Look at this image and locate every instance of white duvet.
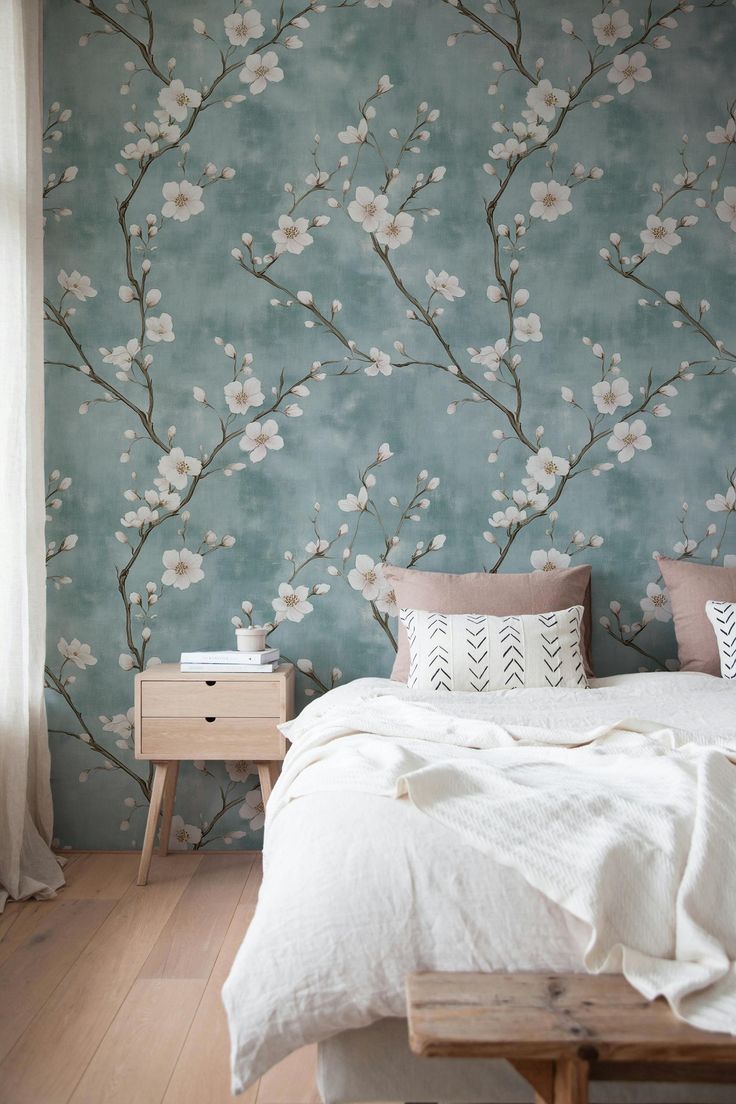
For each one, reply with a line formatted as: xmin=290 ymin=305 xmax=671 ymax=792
xmin=222 ymin=672 xmax=736 ymax=1095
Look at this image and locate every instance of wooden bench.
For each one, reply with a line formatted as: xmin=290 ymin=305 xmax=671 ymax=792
xmin=406 ymin=972 xmax=736 ymax=1104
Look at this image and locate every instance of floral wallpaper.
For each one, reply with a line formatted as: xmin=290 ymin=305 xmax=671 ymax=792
xmin=44 ymin=0 xmax=736 ymax=851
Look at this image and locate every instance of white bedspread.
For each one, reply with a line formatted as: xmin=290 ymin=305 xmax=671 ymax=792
xmin=222 ymin=672 xmax=736 ymax=1094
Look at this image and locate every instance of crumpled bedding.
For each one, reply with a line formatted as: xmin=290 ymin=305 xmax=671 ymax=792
xmin=222 ymin=671 xmax=736 ymax=1094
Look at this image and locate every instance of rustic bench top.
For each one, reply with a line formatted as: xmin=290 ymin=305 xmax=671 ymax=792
xmin=406 ymin=972 xmax=736 ymax=1063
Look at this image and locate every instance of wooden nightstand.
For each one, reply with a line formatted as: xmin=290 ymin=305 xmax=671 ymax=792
xmin=134 ymin=662 xmax=295 ymax=885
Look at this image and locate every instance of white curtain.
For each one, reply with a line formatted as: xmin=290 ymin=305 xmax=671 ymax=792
xmin=0 ymin=0 xmax=65 ymax=911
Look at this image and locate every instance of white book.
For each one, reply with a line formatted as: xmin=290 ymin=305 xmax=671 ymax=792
xmin=180 ymin=648 xmax=279 ymax=665
xmin=180 ymin=662 xmax=278 ymax=673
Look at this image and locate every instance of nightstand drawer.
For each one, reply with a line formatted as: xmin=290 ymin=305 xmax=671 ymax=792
xmin=142 ymin=680 xmax=280 ymax=718
xmin=137 ymin=717 xmax=285 ymax=760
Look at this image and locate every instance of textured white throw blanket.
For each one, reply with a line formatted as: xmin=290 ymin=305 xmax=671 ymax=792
xmin=275 ymin=680 xmax=736 ymax=1034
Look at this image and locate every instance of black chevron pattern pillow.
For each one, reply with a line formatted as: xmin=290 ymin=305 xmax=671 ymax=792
xmin=706 ymin=601 xmax=736 ymax=680
xmin=399 ymin=605 xmax=588 ymax=692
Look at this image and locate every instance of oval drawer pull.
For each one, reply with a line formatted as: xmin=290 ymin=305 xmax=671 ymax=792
xmin=205 ymin=716 xmax=216 ymax=723
xmin=205 ymin=680 xmax=216 ymax=687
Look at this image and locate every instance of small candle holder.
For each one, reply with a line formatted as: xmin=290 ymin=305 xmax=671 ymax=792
xmin=235 ymin=625 xmax=268 ymax=652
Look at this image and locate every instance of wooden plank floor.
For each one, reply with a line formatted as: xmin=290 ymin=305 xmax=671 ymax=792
xmin=0 ymin=853 xmax=320 ymax=1104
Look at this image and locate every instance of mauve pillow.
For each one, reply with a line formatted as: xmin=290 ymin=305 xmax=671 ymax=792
xmin=658 ymin=558 xmax=736 ymax=675
xmin=384 ymin=563 xmax=594 ymax=681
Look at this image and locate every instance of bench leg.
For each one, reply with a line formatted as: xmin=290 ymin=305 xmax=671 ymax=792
xmin=511 ymin=1060 xmax=555 ymax=1104
xmin=553 ymin=1058 xmax=589 ymax=1104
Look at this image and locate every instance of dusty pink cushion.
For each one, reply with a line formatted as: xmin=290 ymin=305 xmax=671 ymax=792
xmin=658 ymin=557 xmax=736 ymax=675
xmin=384 ymin=563 xmax=594 ymax=681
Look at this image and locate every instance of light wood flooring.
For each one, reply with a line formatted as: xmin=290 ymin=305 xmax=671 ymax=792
xmin=0 ymin=852 xmax=319 ymax=1104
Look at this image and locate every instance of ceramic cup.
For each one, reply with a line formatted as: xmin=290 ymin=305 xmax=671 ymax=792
xmin=235 ymin=625 xmax=268 ymax=652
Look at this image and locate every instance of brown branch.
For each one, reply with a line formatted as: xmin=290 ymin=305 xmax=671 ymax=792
xmin=45 ymin=666 xmax=151 ymax=798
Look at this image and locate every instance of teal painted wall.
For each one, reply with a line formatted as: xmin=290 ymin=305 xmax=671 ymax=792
xmin=43 ymin=0 xmax=736 ymax=849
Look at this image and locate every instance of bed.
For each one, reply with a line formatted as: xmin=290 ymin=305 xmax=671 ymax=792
xmin=221 ymin=671 xmax=736 ymax=1102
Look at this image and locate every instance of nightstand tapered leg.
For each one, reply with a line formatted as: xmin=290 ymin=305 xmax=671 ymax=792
xmin=138 ymin=762 xmax=169 ymax=885
xmin=257 ymin=762 xmax=277 ymax=806
xmin=159 ymin=761 xmax=179 ymax=856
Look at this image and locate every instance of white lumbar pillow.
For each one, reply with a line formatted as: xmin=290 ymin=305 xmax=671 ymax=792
xmin=399 ymin=605 xmax=588 ymax=692
xmin=705 ymin=600 xmax=736 ymax=680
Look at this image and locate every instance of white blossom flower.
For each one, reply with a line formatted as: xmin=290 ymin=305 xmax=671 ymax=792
xmin=161 ymin=547 xmax=205 ymax=590
xmin=144 ymin=118 xmax=180 ymax=144
xmin=365 ymin=0 xmax=392 ymax=6
xmin=375 ymin=584 xmax=398 ymax=617
xmin=514 ymin=488 xmax=549 ymax=512
xmin=121 ymin=505 xmax=158 ymax=528
xmin=640 ymin=582 xmax=672 ymax=622
xmin=157 ymin=79 xmax=202 ymax=123
xmin=224 ymin=9 xmax=264 ymax=46
xmin=239 ymin=419 xmax=284 ymax=462
xmin=526 ymin=79 xmax=570 ymax=122
xmin=224 ymin=378 xmax=265 ymax=414
xmin=607 ymin=419 xmax=652 ymax=462
xmin=607 ymin=52 xmax=652 ymax=95
xmin=490 ymin=136 xmax=527 ymax=160
xmin=146 ymin=313 xmax=175 ymax=342
xmin=526 ymin=447 xmax=570 ymax=489
xmin=305 ymin=538 xmax=329 ymax=556
xmin=591 ymin=376 xmax=632 ymax=414
xmin=470 ymin=339 xmax=508 ymax=377
xmin=530 ymin=548 xmax=571 ymax=572
xmin=102 ymin=709 xmax=134 ymax=738
xmin=338 ymin=486 xmax=369 ymax=512
xmin=238 ymin=788 xmax=265 ymax=831
xmin=490 ymin=505 xmax=527 ymax=528
xmin=58 ymin=637 xmax=97 ymax=669
xmin=168 ymin=814 xmax=202 ymax=849
xmin=272 ymin=582 xmax=313 ymax=622
xmin=103 ymin=338 xmax=140 ymax=369
xmin=591 ymin=9 xmax=632 ymax=45
xmin=426 ymin=269 xmax=465 ymax=301
xmin=514 ymin=313 xmax=543 ymax=342
xmin=121 ymin=137 xmax=158 ymax=160
xmin=158 ymin=447 xmax=202 ymax=489
xmin=272 ymin=214 xmax=313 ymax=254
xmin=375 ymin=211 xmax=414 ymax=249
xmin=529 ymin=180 xmax=572 ymax=222
xmin=226 ymin=760 xmax=255 ymax=782
xmin=338 ymin=118 xmax=369 ymax=144
xmin=161 ymin=180 xmax=204 ymax=222
xmin=512 ymin=119 xmax=548 ymax=144
xmin=146 ymin=487 xmax=181 ymax=512
xmin=348 ymin=554 xmax=384 ymax=600
xmin=706 ymin=484 xmax=736 ymax=512
xmin=347 ymin=186 xmax=390 ymax=232
xmin=58 ymin=269 xmax=97 ymax=301
xmin=716 ymin=186 xmax=736 ymax=231
xmin=239 ymin=51 xmax=284 ymax=94
xmin=365 ymin=348 xmax=392 ymax=377
xmin=639 ymin=214 xmax=681 ymax=255
xmin=707 ymin=118 xmax=736 ymax=145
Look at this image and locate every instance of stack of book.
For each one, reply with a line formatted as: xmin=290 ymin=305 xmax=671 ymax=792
xmin=180 ymin=648 xmax=280 ymax=673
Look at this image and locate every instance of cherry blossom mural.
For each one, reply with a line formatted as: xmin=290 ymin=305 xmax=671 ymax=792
xmin=44 ymin=0 xmax=736 ymax=849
